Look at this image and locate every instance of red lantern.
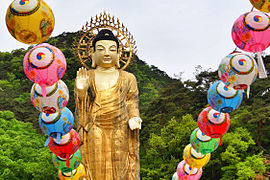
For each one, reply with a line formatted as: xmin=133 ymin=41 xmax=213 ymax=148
xmin=48 ymin=129 xmax=80 ymax=168
xmin=198 ymin=106 xmax=230 ymax=144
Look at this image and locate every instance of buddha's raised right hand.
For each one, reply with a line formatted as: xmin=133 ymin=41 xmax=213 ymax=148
xmin=75 ymin=67 xmax=89 ymax=97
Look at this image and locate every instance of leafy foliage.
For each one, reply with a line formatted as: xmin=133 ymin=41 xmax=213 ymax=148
xmin=0 ymin=111 xmax=57 ymax=180
xmin=141 ymin=115 xmax=197 ymax=179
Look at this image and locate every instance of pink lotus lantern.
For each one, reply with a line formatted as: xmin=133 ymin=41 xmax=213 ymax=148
xmin=176 ymin=160 xmax=203 ymax=180
xmin=48 ymin=129 xmax=80 ymax=168
xmin=232 ymin=11 xmax=270 ymax=78
xmin=24 ymin=43 xmax=66 ymax=97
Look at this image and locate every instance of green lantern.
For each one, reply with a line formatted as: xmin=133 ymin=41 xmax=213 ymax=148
xmin=52 ymin=149 xmax=82 ymax=174
xmin=190 ymin=128 xmax=220 ymax=155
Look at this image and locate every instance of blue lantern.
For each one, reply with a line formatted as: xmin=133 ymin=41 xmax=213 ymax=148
xmin=39 ymin=107 xmax=74 ymax=146
xmin=207 ymin=81 xmax=243 ymax=113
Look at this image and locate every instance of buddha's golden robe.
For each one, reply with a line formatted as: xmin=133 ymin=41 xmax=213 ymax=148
xmin=75 ymin=70 xmax=140 ymax=180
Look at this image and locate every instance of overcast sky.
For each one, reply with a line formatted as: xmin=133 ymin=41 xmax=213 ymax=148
xmin=0 ymin=0 xmax=262 ymax=80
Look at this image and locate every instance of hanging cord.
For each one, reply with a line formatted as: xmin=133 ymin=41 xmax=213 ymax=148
xmin=231 ymin=47 xmax=240 ymax=54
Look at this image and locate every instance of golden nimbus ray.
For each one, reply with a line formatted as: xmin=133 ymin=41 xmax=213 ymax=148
xmin=73 ymin=11 xmax=137 ymax=70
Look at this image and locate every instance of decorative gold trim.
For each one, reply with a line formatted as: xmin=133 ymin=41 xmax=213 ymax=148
xmin=62 ymin=167 xmax=78 ymax=177
xmin=57 ymin=154 xmax=73 ymax=161
xmin=195 ymin=128 xmax=211 ymax=142
xmin=216 ymin=82 xmax=238 ymax=99
xmin=28 ymin=46 xmax=55 ymax=69
xmin=183 ymin=163 xmax=199 ymax=176
xmin=206 ymin=108 xmax=226 ymax=126
xmin=34 ymin=82 xmax=58 ymax=97
xmin=10 ymin=0 xmax=40 ymax=16
xmin=230 ymin=54 xmax=254 ymax=75
xmin=41 ymin=111 xmax=61 ymax=124
xmin=73 ymin=11 xmax=137 ymax=70
xmin=190 ymin=147 xmax=205 ymax=160
xmin=243 ymin=11 xmax=270 ymax=32
xmin=53 ymin=132 xmax=72 ymax=146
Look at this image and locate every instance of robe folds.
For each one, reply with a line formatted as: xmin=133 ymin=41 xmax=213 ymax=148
xmin=75 ymin=70 xmax=140 ymax=180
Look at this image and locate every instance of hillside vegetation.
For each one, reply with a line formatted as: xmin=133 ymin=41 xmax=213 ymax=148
xmin=0 ymin=32 xmax=269 ymax=179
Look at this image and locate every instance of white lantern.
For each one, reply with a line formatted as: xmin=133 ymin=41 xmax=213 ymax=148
xmin=218 ymin=52 xmax=258 ymax=97
xmin=31 ymin=80 xmax=69 ymax=114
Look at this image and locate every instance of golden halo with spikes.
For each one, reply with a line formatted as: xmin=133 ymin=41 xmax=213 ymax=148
xmin=73 ymin=11 xmax=137 ymax=70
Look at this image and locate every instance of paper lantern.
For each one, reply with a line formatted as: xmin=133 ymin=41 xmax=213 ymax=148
xmin=53 ymin=149 xmax=82 ymax=174
xmin=183 ymin=144 xmax=210 ymax=169
xmin=207 ymin=81 xmax=243 ymax=113
xmin=39 ymin=107 xmax=74 ymax=146
xmin=250 ymin=0 xmax=270 ymax=13
xmin=232 ymin=11 xmax=270 ymax=52
xmin=172 ymin=172 xmax=179 ymax=180
xmin=176 ymin=160 xmax=203 ymax=180
xmin=218 ymin=51 xmax=257 ymax=98
xmin=198 ymin=106 xmax=230 ymax=144
xmin=58 ymin=163 xmax=86 ymax=180
xmin=49 ymin=129 xmax=80 ymax=168
xmin=24 ymin=43 xmax=66 ymax=97
xmin=190 ymin=128 xmax=220 ymax=155
xmin=232 ymin=11 xmax=270 ymax=78
xmin=31 ymin=80 xmax=69 ymax=114
xmin=6 ymin=0 xmax=54 ymax=44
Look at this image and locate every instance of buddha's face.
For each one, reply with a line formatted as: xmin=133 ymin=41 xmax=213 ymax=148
xmin=92 ymin=40 xmax=120 ymax=68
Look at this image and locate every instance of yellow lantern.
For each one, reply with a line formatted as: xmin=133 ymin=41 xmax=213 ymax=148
xmin=58 ymin=163 xmax=86 ymax=180
xmin=6 ymin=0 xmax=55 ymax=44
xmin=183 ymin=144 xmax=211 ymax=169
xmin=250 ymin=0 xmax=270 ymax=13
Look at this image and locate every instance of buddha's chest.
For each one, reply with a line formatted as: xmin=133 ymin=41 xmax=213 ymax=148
xmin=94 ymin=71 xmax=119 ymax=91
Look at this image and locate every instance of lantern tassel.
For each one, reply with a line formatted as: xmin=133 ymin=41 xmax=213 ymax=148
xmin=66 ymin=154 xmax=70 ymax=168
xmin=247 ymin=86 xmax=250 ymax=99
xmin=41 ymin=85 xmax=47 ymax=98
xmin=44 ymin=136 xmax=50 ymax=147
xmin=257 ymin=52 xmax=267 ymax=79
xmin=219 ymin=135 xmax=223 ymax=145
xmin=188 ymin=166 xmax=194 ymax=175
xmin=56 ymin=133 xmax=61 ymax=144
xmin=71 ymin=169 xmax=74 ymax=179
xmin=217 ymin=112 xmax=222 ymax=122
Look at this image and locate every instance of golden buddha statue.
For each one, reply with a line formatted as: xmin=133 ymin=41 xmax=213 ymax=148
xmin=75 ymin=29 xmax=142 ymax=180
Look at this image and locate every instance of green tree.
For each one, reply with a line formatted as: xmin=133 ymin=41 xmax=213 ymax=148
xmin=141 ymin=114 xmax=197 ymax=180
xmin=219 ymin=128 xmax=266 ymax=180
xmin=0 ymin=110 xmax=57 ymax=180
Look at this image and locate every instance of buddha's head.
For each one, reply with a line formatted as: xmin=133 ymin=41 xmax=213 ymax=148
xmin=91 ymin=29 xmax=120 ymax=68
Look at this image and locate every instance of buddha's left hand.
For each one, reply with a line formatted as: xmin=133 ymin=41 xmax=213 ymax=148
xmin=128 ymin=117 xmax=142 ymax=130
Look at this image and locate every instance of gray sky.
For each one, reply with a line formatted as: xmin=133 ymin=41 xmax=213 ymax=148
xmin=0 ymin=0 xmax=259 ymax=80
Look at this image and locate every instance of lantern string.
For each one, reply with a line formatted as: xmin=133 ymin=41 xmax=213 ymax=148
xmin=251 ymin=6 xmax=254 ymax=11
xmin=247 ymin=86 xmax=250 ymax=99
xmin=231 ymin=47 xmax=240 ymax=54
xmin=44 ymin=136 xmax=50 ymax=147
xmin=188 ymin=167 xmax=194 ymax=175
xmin=56 ymin=132 xmax=61 ymax=144
xmin=256 ymin=52 xmax=267 ymax=79
xmin=216 ymin=111 xmax=222 ymax=122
